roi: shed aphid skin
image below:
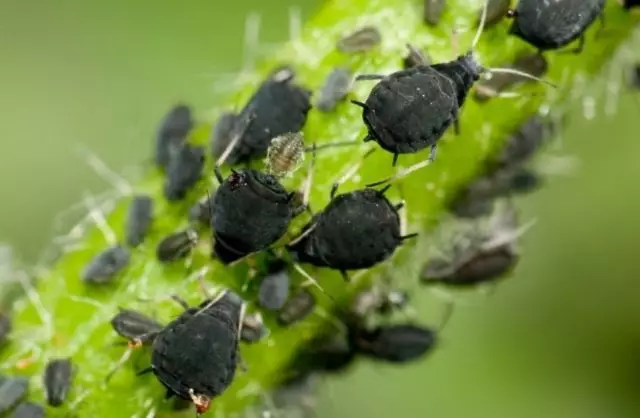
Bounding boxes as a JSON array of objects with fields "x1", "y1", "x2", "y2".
[
  {"x1": 155, "y1": 104, "x2": 194, "y2": 169},
  {"x1": 336, "y1": 26, "x2": 382, "y2": 53},
  {"x1": 257, "y1": 259, "x2": 290, "y2": 311},
  {"x1": 81, "y1": 245, "x2": 131, "y2": 284},
  {"x1": 265, "y1": 132, "x2": 306, "y2": 178},
  {"x1": 216, "y1": 66, "x2": 312, "y2": 165},
  {"x1": 402, "y1": 44, "x2": 431, "y2": 70},
  {"x1": 506, "y1": 0, "x2": 606, "y2": 54},
  {"x1": 125, "y1": 195, "x2": 153, "y2": 247},
  {"x1": 473, "y1": 53, "x2": 548, "y2": 102},
  {"x1": 423, "y1": 0, "x2": 446, "y2": 26},
  {"x1": 156, "y1": 227, "x2": 199, "y2": 263},
  {"x1": 163, "y1": 142, "x2": 206, "y2": 201},
  {"x1": 137, "y1": 290, "x2": 245, "y2": 416},
  {"x1": 315, "y1": 67, "x2": 353, "y2": 112},
  {"x1": 0, "y1": 375, "x2": 28, "y2": 414},
  {"x1": 10, "y1": 402, "x2": 45, "y2": 418},
  {"x1": 476, "y1": 0, "x2": 510, "y2": 29},
  {"x1": 240, "y1": 312, "x2": 269, "y2": 343},
  {"x1": 277, "y1": 288, "x2": 316, "y2": 326},
  {"x1": 351, "y1": 0, "x2": 556, "y2": 168},
  {"x1": 0, "y1": 312, "x2": 10, "y2": 346},
  {"x1": 43, "y1": 358, "x2": 73, "y2": 407}
]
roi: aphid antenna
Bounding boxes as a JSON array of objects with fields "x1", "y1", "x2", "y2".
[
  {"x1": 82, "y1": 192, "x2": 118, "y2": 246},
  {"x1": 286, "y1": 223, "x2": 318, "y2": 247},
  {"x1": 365, "y1": 156, "x2": 433, "y2": 188},
  {"x1": 214, "y1": 110, "x2": 257, "y2": 169},
  {"x1": 104, "y1": 346, "x2": 134, "y2": 384},
  {"x1": 75, "y1": 145, "x2": 133, "y2": 196},
  {"x1": 302, "y1": 142, "x2": 316, "y2": 206},
  {"x1": 330, "y1": 147, "x2": 376, "y2": 198},
  {"x1": 303, "y1": 139, "x2": 360, "y2": 152},
  {"x1": 237, "y1": 299, "x2": 248, "y2": 337},
  {"x1": 293, "y1": 263, "x2": 337, "y2": 304},
  {"x1": 194, "y1": 288, "x2": 231, "y2": 316}
]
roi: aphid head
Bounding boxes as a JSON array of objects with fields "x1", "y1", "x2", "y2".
[
  {"x1": 458, "y1": 51, "x2": 484, "y2": 79},
  {"x1": 189, "y1": 389, "x2": 211, "y2": 416}
]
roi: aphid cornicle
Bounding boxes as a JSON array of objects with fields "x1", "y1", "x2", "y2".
[
  {"x1": 43, "y1": 358, "x2": 73, "y2": 407},
  {"x1": 336, "y1": 26, "x2": 382, "y2": 53},
  {"x1": 287, "y1": 186, "x2": 415, "y2": 280},
  {"x1": 351, "y1": 323, "x2": 437, "y2": 363},
  {"x1": 316, "y1": 68, "x2": 353, "y2": 112},
  {"x1": 163, "y1": 143, "x2": 205, "y2": 201},
  {"x1": 155, "y1": 104, "x2": 193, "y2": 169},
  {"x1": 211, "y1": 167, "x2": 305, "y2": 264},
  {"x1": 217, "y1": 67, "x2": 312, "y2": 165},
  {"x1": 82, "y1": 245, "x2": 130, "y2": 284},
  {"x1": 277, "y1": 289, "x2": 316, "y2": 326},
  {"x1": 424, "y1": 0, "x2": 446, "y2": 26},
  {"x1": 473, "y1": 53, "x2": 548, "y2": 102},
  {"x1": 140, "y1": 291, "x2": 244, "y2": 416},
  {"x1": 352, "y1": 3, "x2": 554, "y2": 166},
  {"x1": 257, "y1": 259, "x2": 290, "y2": 311},
  {"x1": 10, "y1": 402, "x2": 44, "y2": 418},
  {"x1": 0, "y1": 312, "x2": 10, "y2": 346},
  {"x1": 507, "y1": 0, "x2": 606, "y2": 53},
  {"x1": 156, "y1": 228, "x2": 199, "y2": 262},
  {"x1": 110, "y1": 308, "x2": 164, "y2": 341},
  {"x1": 0, "y1": 375, "x2": 28, "y2": 414},
  {"x1": 125, "y1": 195, "x2": 153, "y2": 247}
]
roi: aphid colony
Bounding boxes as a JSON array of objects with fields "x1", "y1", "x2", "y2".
[{"x1": 0, "y1": 0, "x2": 614, "y2": 416}]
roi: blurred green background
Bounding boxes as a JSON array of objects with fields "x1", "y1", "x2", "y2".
[{"x1": 1, "y1": 1, "x2": 639, "y2": 417}]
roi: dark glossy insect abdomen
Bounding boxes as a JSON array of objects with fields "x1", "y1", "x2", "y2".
[
  {"x1": 289, "y1": 189, "x2": 402, "y2": 270},
  {"x1": 10, "y1": 402, "x2": 45, "y2": 418},
  {"x1": 82, "y1": 245, "x2": 130, "y2": 284},
  {"x1": 163, "y1": 144, "x2": 205, "y2": 201},
  {"x1": 43, "y1": 358, "x2": 73, "y2": 407},
  {"x1": 508, "y1": 0, "x2": 605, "y2": 51},
  {"x1": 212, "y1": 169, "x2": 295, "y2": 264},
  {"x1": 353, "y1": 324, "x2": 436, "y2": 363},
  {"x1": 155, "y1": 104, "x2": 193, "y2": 169},
  {"x1": 0, "y1": 376, "x2": 28, "y2": 413},
  {"x1": 427, "y1": 246, "x2": 518, "y2": 286},
  {"x1": 125, "y1": 195, "x2": 153, "y2": 247},
  {"x1": 110, "y1": 308, "x2": 164, "y2": 341}
]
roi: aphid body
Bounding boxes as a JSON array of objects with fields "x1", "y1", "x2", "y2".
[
  {"x1": 155, "y1": 104, "x2": 193, "y2": 169},
  {"x1": 10, "y1": 402, "x2": 44, "y2": 418},
  {"x1": 240, "y1": 312, "x2": 269, "y2": 343},
  {"x1": 111, "y1": 308, "x2": 164, "y2": 341},
  {"x1": 0, "y1": 375, "x2": 28, "y2": 414},
  {"x1": 352, "y1": 323, "x2": 436, "y2": 363},
  {"x1": 211, "y1": 168, "x2": 304, "y2": 264},
  {"x1": 163, "y1": 143, "x2": 205, "y2": 201},
  {"x1": 0, "y1": 313, "x2": 10, "y2": 346},
  {"x1": 125, "y1": 195, "x2": 153, "y2": 247},
  {"x1": 149, "y1": 292, "x2": 243, "y2": 415},
  {"x1": 82, "y1": 245, "x2": 130, "y2": 284},
  {"x1": 210, "y1": 112, "x2": 239, "y2": 160},
  {"x1": 478, "y1": 0, "x2": 511, "y2": 28},
  {"x1": 257, "y1": 259, "x2": 290, "y2": 311},
  {"x1": 292, "y1": 333, "x2": 357, "y2": 374},
  {"x1": 336, "y1": 26, "x2": 381, "y2": 53},
  {"x1": 277, "y1": 289, "x2": 316, "y2": 326},
  {"x1": 287, "y1": 188, "x2": 407, "y2": 275},
  {"x1": 156, "y1": 228, "x2": 198, "y2": 262},
  {"x1": 265, "y1": 132, "x2": 305, "y2": 178},
  {"x1": 43, "y1": 358, "x2": 73, "y2": 407},
  {"x1": 316, "y1": 68, "x2": 353, "y2": 112},
  {"x1": 507, "y1": 0, "x2": 606, "y2": 52},
  {"x1": 402, "y1": 44, "x2": 431, "y2": 70}
]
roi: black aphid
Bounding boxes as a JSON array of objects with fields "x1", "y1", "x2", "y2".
[
  {"x1": 43, "y1": 358, "x2": 73, "y2": 407},
  {"x1": 110, "y1": 308, "x2": 164, "y2": 341},
  {"x1": 336, "y1": 26, "x2": 381, "y2": 53},
  {"x1": 621, "y1": 0, "x2": 640, "y2": 9},
  {"x1": 474, "y1": 53, "x2": 548, "y2": 102},
  {"x1": 287, "y1": 186, "x2": 415, "y2": 280},
  {"x1": 352, "y1": 4, "x2": 554, "y2": 166},
  {"x1": 188, "y1": 195, "x2": 214, "y2": 225},
  {"x1": 210, "y1": 112, "x2": 238, "y2": 161},
  {"x1": 477, "y1": 0, "x2": 511, "y2": 28},
  {"x1": 352, "y1": 323, "x2": 436, "y2": 363},
  {"x1": 164, "y1": 143, "x2": 205, "y2": 201},
  {"x1": 0, "y1": 375, "x2": 28, "y2": 414},
  {"x1": 265, "y1": 132, "x2": 306, "y2": 178},
  {"x1": 82, "y1": 245, "x2": 130, "y2": 284},
  {"x1": 211, "y1": 167, "x2": 305, "y2": 264},
  {"x1": 277, "y1": 289, "x2": 316, "y2": 326},
  {"x1": 506, "y1": 0, "x2": 606, "y2": 53},
  {"x1": 631, "y1": 64, "x2": 640, "y2": 88},
  {"x1": 216, "y1": 67, "x2": 312, "y2": 165},
  {"x1": 156, "y1": 228, "x2": 198, "y2": 262},
  {"x1": 125, "y1": 195, "x2": 153, "y2": 247},
  {"x1": 495, "y1": 116, "x2": 553, "y2": 169},
  {"x1": 258, "y1": 259, "x2": 290, "y2": 311},
  {"x1": 403, "y1": 44, "x2": 431, "y2": 70},
  {"x1": 292, "y1": 333, "x2": 357, "y2": 375},
  {"x1": 424, "y1": 0, "x2": 446, "y2": 26},
  {"x1": 351, "y1": 285, "x2": 409, "y2": 318},
  {"x1": 0, "y1": 313, "x2": 10, "y2": 346},
  {"x1": 155, "y1": 104, "x2": 193, "y2": 169},
  {"x1": 140, "y1": 291, "x2": 244, "y2": 416},
  {"x1": 240, "y1": 312, "x2": 269, "y2": 343},
  {"x1": 316, "y1": 68, "x2": 353, "y2": 112},
  {"x1": 10, "y1": 402, "x2": 44, "y2": 418}
]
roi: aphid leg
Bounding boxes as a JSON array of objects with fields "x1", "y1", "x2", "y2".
[
  {"x1": 354, "y1": 74, "x2": 386, "y2": 81},
  {"x1": 330, "y1": 148, "x2": 376, "y2": 198},
  {"x1": 429, "y1": 144, "x2": 437, "y2": 162},
  {"x1": 340, "y1": 270, "x2": 350, "y2": 282},
  {"x1": 396, "y1": 199, "x2": 419, "y2": 242},
  {"x1": 350, "y1": 100, "x2": 369, "y2": 112},
  {"x1": 169, "y1": 295, "x2": 190, "y2": 311},
  {"x1": 300, "y1": 142, "x2": 317, "y2": 213},
  {"x1": 453, "y1": 118, "x2": 461, "y2": 136},
  {"x1": 292, "y1": 263, "x2": 336, "y2": 302},
  {"x1": 304, "y1": 140, "x2": 360, "y2": 152},
  {"x1": 365, "y1": 156, "x2": 432, "y2": 188},
  {"x1": 392, "y1": 153, "x2": 399, "y2": 167},
  {"x1": 214, "y1": 165, "x2": 224, "y2": 184}
]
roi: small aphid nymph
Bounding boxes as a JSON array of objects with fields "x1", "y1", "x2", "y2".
[
  {"x1": 110, "y1": 308, "x2": 164, "y2": 341},
  {"x1": 155, "y1": 104, "x2": 193, "y2": 169},
  {"x1": 163, "y1": 143, "x2": 205, "y2": 201},
  {"x1": 82, "y1": 245, "x2": 131, "y2": 284},
  {"x1": 277, "y1": 289, "x2": 316, "y2": 326},
  {"x1": 265, "y1": 132, "x2": 306, "y2": 178},
  {"x1": 156, "y1": 228, "x2": 199, "y2": 262},
  {"x1": 0, "y1": 375, "x2": 29, "y2": 414},
  {"x1": 241, "y1": 312, "x2": 269, "y2": 343},
  {"x1": 424, "y1": 0, "x2": 446, "y2": 26},
  {"x1": 352, "y1": 323, "x2": 437, "y2": 363},
  {"x1": 316, "y1": 68, "x2": 353, "y2": 112},
  {"x1": 125, "y1": 195, "x2": 153, "y2": 247},
  {"x1": 43, "y1": 358, "x2": 73, "y2": 407},
  {"x1": 188, "y1": 195, "x2": 214, "y2": 225},
  {"x1": 257, "y1": 259, "x2": 290, "y2": 311},
  {"x1": 10, "y1": 402, "x2": 45, "y2": 418},
  {"x1": 336, "y1": 26, "x2": 382, "y2": 53}
]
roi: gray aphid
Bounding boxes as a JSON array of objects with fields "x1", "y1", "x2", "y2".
[{"x1": 82, "y1": 245, "x2": 130, "y2": 284}]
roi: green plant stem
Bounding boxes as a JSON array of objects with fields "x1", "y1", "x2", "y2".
[{"x1": 1, "y1": 1, "x2": 637, "y2": 417}]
